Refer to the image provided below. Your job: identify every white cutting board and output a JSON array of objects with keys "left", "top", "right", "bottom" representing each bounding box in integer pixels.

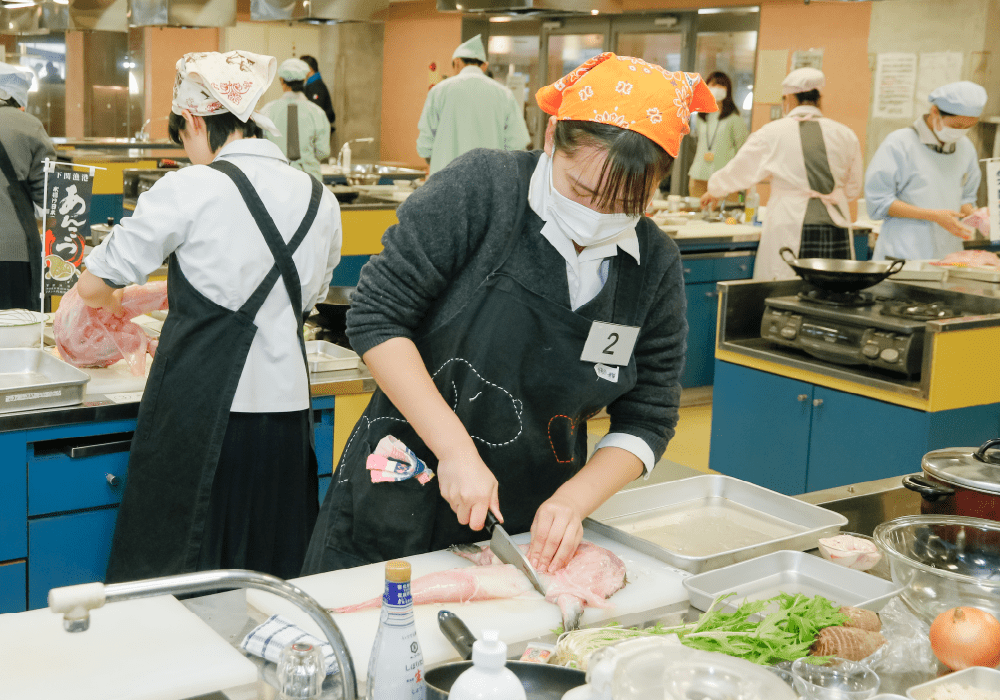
[
  {"left": 247, "top": 530, "right": 691, "bottom": 676},
  {"left": 0, "top": 595, "right": 258, "bottom": 700},
  {"left": 82, "top": 357, "right": 152, "bottom": 396}
]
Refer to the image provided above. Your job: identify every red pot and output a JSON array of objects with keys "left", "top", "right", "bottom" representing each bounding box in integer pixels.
[{"left": 903, "top": 438, "right": 1000, "bottom": 522}]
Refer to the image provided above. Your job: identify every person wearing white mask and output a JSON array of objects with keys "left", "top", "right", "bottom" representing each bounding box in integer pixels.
[
  {"left": 688, "top": 71, "right": 748, "bottom": 198},
  {"left": 702, "top": 67, "right": 863, "bottom": 281},
  {"left": 865, "top": 81, "right": 987, "bottom": 261},
  {"left": 302, "top": 53, "right": 715, "bottom": 576}
]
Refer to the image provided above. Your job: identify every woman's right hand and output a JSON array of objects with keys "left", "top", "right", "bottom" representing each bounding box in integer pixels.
[
  {"left": 436, "top": 443, "right": 502, "bottom": 532},
  {"left": 933, "top": 209, "right": 974, "bottom": 240}
]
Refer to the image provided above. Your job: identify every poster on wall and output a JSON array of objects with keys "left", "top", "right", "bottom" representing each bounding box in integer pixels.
[
  {"left": 915, "top": 52, "right": 964, "bottom": 116},
  {"left": 987, "top": 160, "right": 1000, "bottom": 243},
  {"left": 43, "top": 169, "right": 92, "bottom": 297},
  {"left": 872, "top": 53, "right": 917, "bottom": 119},
  {"left": 792, "top": 49, "right": 823, "bottom": 71}
]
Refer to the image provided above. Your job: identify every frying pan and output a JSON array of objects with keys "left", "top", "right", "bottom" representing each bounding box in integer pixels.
[
  {"left": 779, "top": 247, "right": 905, "bottom": 293},
  {"left": 425, "top": 610, "right": 585, "bottom": 700}
]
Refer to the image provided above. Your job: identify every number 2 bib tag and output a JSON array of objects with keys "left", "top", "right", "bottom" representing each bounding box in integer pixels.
[{"left": 581, "top": 321, "right": 639, "bottom": 367}]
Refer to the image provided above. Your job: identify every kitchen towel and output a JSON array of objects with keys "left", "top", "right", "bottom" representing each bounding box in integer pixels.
[{"left": 240, "top": 614, "right": 340, "bottom": 675}]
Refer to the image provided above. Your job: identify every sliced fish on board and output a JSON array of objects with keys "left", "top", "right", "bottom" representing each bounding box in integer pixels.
[{"left": 331, "top": 541, "right": 627, "bottom": 631}]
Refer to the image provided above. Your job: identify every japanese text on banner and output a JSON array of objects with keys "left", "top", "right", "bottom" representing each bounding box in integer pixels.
[{"left": 44, "top": 169, "right": 92, "bottom": 296}]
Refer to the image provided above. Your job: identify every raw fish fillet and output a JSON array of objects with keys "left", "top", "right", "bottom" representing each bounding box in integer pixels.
[
  {"left": 331, "top": 542, "right": 627, "bottom": 632},
  {"left": 54, "top": 282, "right": 168, "bottom": 376},
  {"left": 930, "top": 250, "right": 1000, "bottom": 268}
]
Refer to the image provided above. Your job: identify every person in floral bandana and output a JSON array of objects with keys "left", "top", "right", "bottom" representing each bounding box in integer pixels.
[
  {"left": 78, "top": 51, "right": 343, "bottom": 582},
  {"left": 302, "top": 54, "right": 716, "bottom": 577}
]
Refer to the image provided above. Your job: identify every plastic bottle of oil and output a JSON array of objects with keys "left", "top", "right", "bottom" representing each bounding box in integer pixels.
[{"left": 366, "top": 560, "right": 426, "bottom": 700}]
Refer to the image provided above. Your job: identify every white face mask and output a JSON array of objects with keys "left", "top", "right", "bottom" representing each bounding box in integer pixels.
[
  {"left": 709, "top": 86, "right": 727, "bottom": 103},
  {"left": 934, "top": 124, "right": 971, "bottom": 144},
  {"left": 541, "top": 153, "right": 641, "bottom": 248}
]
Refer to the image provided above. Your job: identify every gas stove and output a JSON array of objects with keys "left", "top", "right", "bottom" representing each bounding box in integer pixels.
[{"left": 760, "top": 292, "right": 970, "bottom": 376}]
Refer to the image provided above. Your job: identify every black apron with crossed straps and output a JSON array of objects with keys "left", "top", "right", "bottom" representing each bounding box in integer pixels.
[
  {"left": 302, "top": 156, "right": 649, "bottom": 573},
  {"left": 106, "top": 161, "right": 322, "bottom": 583},
  {"left": 0, "top": 134, "right": 42, "bottom": 310}
]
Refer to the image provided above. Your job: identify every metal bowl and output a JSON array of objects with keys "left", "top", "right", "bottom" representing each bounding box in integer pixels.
[{"left": 873, "top": 515, "right": 1000, "bottom": 623}]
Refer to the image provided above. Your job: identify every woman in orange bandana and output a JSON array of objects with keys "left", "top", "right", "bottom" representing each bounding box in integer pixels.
[{"left": 303, "top": 55, "right": 716, "bottom": 581}]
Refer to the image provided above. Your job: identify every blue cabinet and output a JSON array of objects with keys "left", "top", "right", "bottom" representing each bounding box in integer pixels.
[
  {"left": 680, "top": 254, "right": 754, "bottom": 388},
  {"left": 0, "top": 561, "right": 25, "bottom": 613},
  {"left": 28, "top": 508, "right": 118, "bottom": 610},
  {"left": 710, "top": 361, "right": 1000, "bottom": 495}
]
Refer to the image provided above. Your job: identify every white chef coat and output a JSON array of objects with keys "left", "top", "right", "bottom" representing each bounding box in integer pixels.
[
  {"left": 707, "top": 106, "right": 863, "bottom": 281},
  {"left": 84, "top": 139, "right": 342, "bottom": 413},
  {"left": 526, "top": 155, "right": 655, "bottom": 477}
]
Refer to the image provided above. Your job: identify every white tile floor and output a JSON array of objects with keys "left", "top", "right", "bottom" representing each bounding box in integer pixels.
[{"left": 587, "top": 387, "right": 715, "bottom": 489}]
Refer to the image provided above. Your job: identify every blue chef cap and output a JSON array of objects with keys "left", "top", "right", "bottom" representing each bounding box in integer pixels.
[
  {"left": 0, "top": 63, "right": 32, "bottom": 109},
  {"left": 928, "top": 81, "right": 988, "bottom": 118}
]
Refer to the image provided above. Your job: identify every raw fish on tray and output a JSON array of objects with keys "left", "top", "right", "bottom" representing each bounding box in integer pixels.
[
  {"left": 930, "top": 250, "right": 1000, "bottom": 268},
  {"left": 331, "top": 541, "right": 627, "bottom": 632}
]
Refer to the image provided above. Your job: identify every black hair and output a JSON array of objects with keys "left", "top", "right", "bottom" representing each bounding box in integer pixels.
[
  {"left": 553, "top": 120, "right": 674, "bottom": 217},
  {"left": 457, "top": 57, "right": 484, "bottom": 67},
  {"left": 700, "top": 71, "right": 739, "bottom": 121},
  {"left": 0, "top": 97, "right": 20, "bottom": 108},
  {"left": 168, "top": 110, "right": 262, "bottom": 152},
  {"left": 300, "top": 55, "right": 319, "bottom": 73},
  {"left": 794, "top": 89, "right": 821, "bottom": 105},
  {"left": 284, "top": 78, "right": 306, "bottom": 93}
]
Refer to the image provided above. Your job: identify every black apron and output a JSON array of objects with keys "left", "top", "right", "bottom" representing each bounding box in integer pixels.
[
  {"left": 106, "top": 160, "right": 322, "bottom": 583},
  {"left": 302, "top": 158, "right": 648, "bottom": 573},
  {"left": 0, "top": 134, "right": 42, "bottom": 310}
]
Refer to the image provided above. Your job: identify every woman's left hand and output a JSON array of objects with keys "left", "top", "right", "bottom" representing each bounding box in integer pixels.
[{"left": 527, "top": 494, "right": 584, "bottom": 574}]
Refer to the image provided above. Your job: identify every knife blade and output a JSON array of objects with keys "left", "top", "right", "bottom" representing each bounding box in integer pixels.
[{"left": 484, "top": 512, "right": 547, "bottom": 596}]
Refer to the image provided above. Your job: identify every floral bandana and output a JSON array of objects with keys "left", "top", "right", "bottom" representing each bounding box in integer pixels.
[
  {"left": 535, "top": 53, "right": 718, "bottom": 158},
  {"left": 171, "top": 50, "right": 280, "bottom": 135}
]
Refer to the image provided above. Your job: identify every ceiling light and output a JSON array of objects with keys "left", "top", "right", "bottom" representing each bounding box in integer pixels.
[
  {"left": 591, "top": 9, "right": 598, "bottom": 14},
  {"left": 743, "top": 91, "right": 753, "bottom": 111}
]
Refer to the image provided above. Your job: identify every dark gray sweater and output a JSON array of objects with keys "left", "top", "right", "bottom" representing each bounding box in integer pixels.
[{"left": 347, "top": 148, "right": 686, "bottom": 463}]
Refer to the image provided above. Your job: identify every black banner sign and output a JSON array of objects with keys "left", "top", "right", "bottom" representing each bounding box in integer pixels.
[{"left": 44, "top": 169, "right": 93, "bottom": 296}]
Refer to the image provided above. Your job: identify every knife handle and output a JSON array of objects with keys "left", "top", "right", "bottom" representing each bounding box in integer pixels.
[
  {"left": 484, "top": 511, "right": 499, "bottom": 531},
  {"left": 438, "top": 610, "right": 476, "bottom": 661}
]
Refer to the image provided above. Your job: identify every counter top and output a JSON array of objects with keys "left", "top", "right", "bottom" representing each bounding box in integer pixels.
[{"left": 0, "top": 365, "right": 375, "bottom": 435}]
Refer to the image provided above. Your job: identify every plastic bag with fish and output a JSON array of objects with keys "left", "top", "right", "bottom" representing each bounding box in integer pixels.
[
  {"left": 332, "top": 541, "right": 626, "bottom": 632},
  {"left": 54, "top": 282, "right": 168, "bottom": 376}
]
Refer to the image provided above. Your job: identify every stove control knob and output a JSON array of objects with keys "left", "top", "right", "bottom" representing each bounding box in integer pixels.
[
  {"left": 780, "top": 326, "right": 797, "bottom": 339},
  {"left": 862, "top": 343, "right": 880, "bottom": 359},
  {"left": 880, "top": 348, "right": 900, "bottom": 363}
]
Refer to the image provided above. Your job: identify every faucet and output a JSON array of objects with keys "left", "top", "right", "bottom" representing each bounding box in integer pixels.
[
  {"left": 336, "top": 137, "right": 375, "bottom": 170},
  {"left": 134, "top": 116, "right": 168, "bottom": 142},
  {"left": 48, "top": 569, "right": 358, "bottom": 700}
]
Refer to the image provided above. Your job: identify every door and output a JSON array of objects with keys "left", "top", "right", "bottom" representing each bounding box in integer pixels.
[
  {"left": 28, "top": 507, "right": 118, "bottom": 609},
  {"left": 681, "top": 281, "right": 717, "bottom": 388},
  {"left": 710, "top": 362, "right": 813, "bottom": 495}
]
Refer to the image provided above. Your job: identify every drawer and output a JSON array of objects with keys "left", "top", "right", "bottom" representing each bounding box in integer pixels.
[
  {"left": 28, "top": 432, "right": 131, "bottom": 516},
  {"left": 715, "top": 255, "right": 755, "bottom": 280},
  {"left": 0, "top": 560, "right": 26, "bottom": 613},
  {"left": 28, "top": 508, "right": 118, "bottom": 609},
  {"left": 680, "top": 257, "right": 717, "bottom": 283}
]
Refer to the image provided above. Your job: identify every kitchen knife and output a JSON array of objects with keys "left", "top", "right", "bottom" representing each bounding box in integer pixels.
[{"left": 484, "top": 512, "right": 547, "bottom": 596}]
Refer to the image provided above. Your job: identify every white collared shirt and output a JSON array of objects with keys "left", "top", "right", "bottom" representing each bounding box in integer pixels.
[
  {"left": 84, "top": 139, "right": 343, "bottom": 413},
  {"left": 527, "top": 155, "right": 655, "bottom": 476}
]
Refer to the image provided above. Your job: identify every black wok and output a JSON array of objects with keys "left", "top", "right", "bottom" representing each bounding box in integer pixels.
[
  {"left": 426, "top": 610, "right": 586, "bottom": 700},
  {"left": 779, "top": 247, "right": 905, "bottom": 293}
]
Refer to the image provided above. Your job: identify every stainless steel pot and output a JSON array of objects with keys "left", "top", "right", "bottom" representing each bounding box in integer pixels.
[
  {"left": 426, "top": 610, "right": 585, "bottom": 700},
  {"left": 779, "top": 247, "right": 904, "bottom": 293},
  {"left": 902, "top": 438, "right": 1000, "bottom": 522}
]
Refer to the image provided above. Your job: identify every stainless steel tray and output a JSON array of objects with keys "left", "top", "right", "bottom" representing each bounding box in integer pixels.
[
  {"left": 0, "top": 348, "right": 90, "bottom": 414},
  {"left": 586, "top": 475, "right": 848, "bottom": 573},
  {"left": 682, "top": 550, "right": 903, "bottom": 613},
  {"left": 305, "top": 340, "right": 360, "bottom": 372}
]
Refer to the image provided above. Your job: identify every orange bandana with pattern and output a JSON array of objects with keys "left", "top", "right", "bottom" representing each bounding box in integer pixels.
[{"left": 536, "top": 53, "right": 718, "bottom": 158}]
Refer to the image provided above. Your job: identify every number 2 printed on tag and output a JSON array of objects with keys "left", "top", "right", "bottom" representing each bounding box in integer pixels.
[{"left": 580, "top": 321, "right": 640, "bottom": 366}]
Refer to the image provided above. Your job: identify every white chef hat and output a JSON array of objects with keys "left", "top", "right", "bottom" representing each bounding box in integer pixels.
[
  {"left": 0, "top": 63, "right": 33, "bottom": 109},
  {"left": 452, "top": 34, "right": 487, "bottom": 63},
  {"left": 782, "top": 67, "right": 826, "bottom": 95},
  {"left": 171, "top": 50, "right": 279, "bottom": 135},
  {"left": 278, "top": 58, "right": 310, "bottom": 83},
  {"left": 929, "top": 81, "right": 988, "bottom": 118}
]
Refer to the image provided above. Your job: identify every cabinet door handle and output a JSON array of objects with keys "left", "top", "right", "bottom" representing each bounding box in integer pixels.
[
  {"left": 63, "top": 438, "right": 133, "bottom": 460},
  {"left": 797, "top": 394, "right": 809, "bottom": 402},
  {"left": 106, "top": 473, "right": 120, "bottom": 487},
  {"left": 813, "top": 399, "right": 824, "bottom": 407},
  {"left": 705, "top": 291, "right": 718, "bottom": 298}
]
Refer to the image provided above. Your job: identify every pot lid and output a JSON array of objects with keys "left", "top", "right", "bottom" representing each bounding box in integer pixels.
[{"left": 923, "top": 438, "right": 1000, "bottom": 496}]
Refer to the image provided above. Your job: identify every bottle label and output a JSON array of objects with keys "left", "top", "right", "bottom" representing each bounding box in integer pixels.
[{"left": 367, "top": 580, "right": 426, "bottom": 699}]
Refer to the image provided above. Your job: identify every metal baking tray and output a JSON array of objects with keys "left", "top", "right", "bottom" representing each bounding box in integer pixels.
[
  {"left": 305, "top": 340, "right": 360, "bottom": 373},
  {"left": 0, "top": 348, "right": 90, "bottom": 414},
  {"left": 682, "top": 550, "right": 903, "bottom": 613},
  {"left": 585, "top": 475, "right": 848, "bottom": 573}
]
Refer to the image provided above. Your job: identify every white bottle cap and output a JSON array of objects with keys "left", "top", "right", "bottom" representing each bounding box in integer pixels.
[{"left": 472, "top": 630, "right": 508, "bottom": 670}]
